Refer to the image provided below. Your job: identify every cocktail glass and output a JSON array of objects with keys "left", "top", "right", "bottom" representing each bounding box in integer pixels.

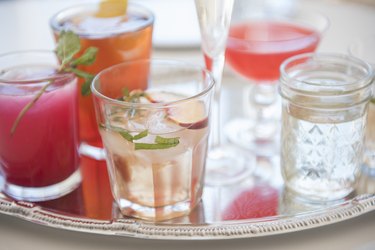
[
  {"left": 50, "top": 3, "right": 154, "bottom": 215},
  {"left": 0, "top": 51, "right": 81, "bottom": 201},
  {"left": 50, "top": 3, "right": 154, "bottom": 159},
  {"left": 225, "top": 2, "right": 329, "bottom": 156},
  {"left": 348, "top": 36, "right": 375, "bottom": 173},
  {"left": 92, "top": 59, "right": 215, "bottom": 221},
  {"left": 195, "top": 0, "right": 255, "bottom": 186}
]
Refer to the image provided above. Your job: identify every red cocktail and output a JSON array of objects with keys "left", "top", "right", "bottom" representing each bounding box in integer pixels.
[
  {"left": 0, "top": 51, "right": 81, "bottom": 201},
  {"left": 226, "top": 21, "right": 320, "bottom": 81},
  {"left": 225, "top": 5, "right": 328, "bottom": 156}
]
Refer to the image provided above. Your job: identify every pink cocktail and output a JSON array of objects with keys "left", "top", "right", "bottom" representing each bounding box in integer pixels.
[
  {"left": 0, "top": 51, "right": 81, "bottom": 201},
  {"left": 226, "top": 21, "right": 321, "bottom": 81},
  {"left": 225, "top": 5, "right": 328, "bottom": 156}
]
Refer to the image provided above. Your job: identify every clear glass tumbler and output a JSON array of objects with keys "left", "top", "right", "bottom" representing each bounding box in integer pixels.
[
  {"left": 0, "top": 51, "right": 81, "bottom": 201},
  {"left": 279, "top": 53, "right": 373, "bottom": 202},
  {"left": 92, "top": 59, "right": 214, "bottom": 221}
]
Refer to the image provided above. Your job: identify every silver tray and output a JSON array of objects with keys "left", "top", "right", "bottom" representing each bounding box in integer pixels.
[{"left": 0, "top": 154, "right": 375, "bottom": 240}]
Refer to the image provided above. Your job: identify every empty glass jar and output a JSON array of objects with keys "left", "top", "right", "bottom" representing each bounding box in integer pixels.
[{"left": 279, "top": 53, "right": 373, "bottom": 202}]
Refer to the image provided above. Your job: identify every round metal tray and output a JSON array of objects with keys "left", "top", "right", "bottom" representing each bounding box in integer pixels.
[{"left": 1, "top": 155, "right": 374, "bottom": 240}]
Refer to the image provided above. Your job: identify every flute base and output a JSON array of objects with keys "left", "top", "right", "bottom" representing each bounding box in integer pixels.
[
  {"left": 224, "top": 118, "right": 280, "bottom": 157},
  {"left": 204, "top": 144, "right": 255, "bottom": 186}
]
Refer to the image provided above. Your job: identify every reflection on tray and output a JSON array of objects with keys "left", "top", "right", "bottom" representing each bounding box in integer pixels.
[{"left": 5, "top": 156, "right": 375, "bottom": 225}]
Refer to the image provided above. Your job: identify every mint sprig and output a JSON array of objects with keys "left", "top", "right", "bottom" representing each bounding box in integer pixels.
[
  {"left": 10, "top": 31, "right": 98, "bottom": 136},
  {"left": 56, "top": 31, "right": 98, "bottom": 96},
  {"left": 115, "top": 127, "right": 180, "bottom": 150}
]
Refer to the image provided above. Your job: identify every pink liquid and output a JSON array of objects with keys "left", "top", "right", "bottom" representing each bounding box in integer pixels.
[
  {"left": 0, "top": 67, "right": 80, "bottom": 187},
  {"left": 226, "top": 21, "right": 321, "bottom": 82}
]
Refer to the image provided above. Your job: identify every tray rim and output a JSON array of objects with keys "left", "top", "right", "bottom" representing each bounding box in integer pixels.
[{"left": 0, "top": 193, "right": 374, "bottom": 240}]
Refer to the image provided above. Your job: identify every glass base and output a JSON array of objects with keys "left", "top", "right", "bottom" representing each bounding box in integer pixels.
[
  {"left": 224, "top": 118, "right": 280, "bottom": 157},
  {"left": 284, "top": 179, "right": 355, "bottom": 203},
  {"left": 79, "top": 143, "right": 106, "bottom": 161},
  {"left": 116, "top": 198, "right": 199, "bottom": 222},
  {"left": 2, "top": 169, "right": 82, "bottom": 202},
  {"left": 204, "top": 144, "right": 255, "bottom": 186}
]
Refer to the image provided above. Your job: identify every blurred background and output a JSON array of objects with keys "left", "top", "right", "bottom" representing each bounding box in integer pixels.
[{"left": 0, "top": 0, "right": 374, "bottom": 55}]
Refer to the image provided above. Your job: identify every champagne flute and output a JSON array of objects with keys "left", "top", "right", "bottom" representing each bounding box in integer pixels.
[{"left": 195, "top": 0, "right": 255, "bottom": 186}]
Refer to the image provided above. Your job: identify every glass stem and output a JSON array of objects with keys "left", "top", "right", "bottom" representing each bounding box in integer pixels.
[
  {"left": 250, "top": 83, "right": 279, "bottom": 140},
  {"left": 209, "top": 53, "right": 225, "bottom": 148},
  {"left": 194, "top": 0, "right": 234, "bottom": 149}
]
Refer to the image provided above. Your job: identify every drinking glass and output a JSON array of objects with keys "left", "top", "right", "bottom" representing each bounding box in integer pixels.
[
  {"left": 92, "top": 59, "right": 214, "bottom": 221},
  {"left": 280, "top": 53, "right": 373, "bottom": 202},
  {"left": 50, "top": 3, "right": 153, "bottom": 214},
  {"left": 195, "top": 0, "right": 255, "bottom": 186},
  {"left": 0, "top": 51, "right": 81, "bottom": 201},
  {"left": 349, "top": 36, "right": 375, "bottom": 173},
  {"left": 50, "top": 3, "right": 154, "bottom": 159},
  {"left": 225, "top": 2, "right": 329, "bottom": 156}
]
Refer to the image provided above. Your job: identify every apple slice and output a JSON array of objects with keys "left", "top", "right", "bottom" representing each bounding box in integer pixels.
[
  {"left": 147, "top": 91, "right": 208, "bottom": 130},
  {"left": 168, "top": 100, "right": 208, "bottom": 130}
]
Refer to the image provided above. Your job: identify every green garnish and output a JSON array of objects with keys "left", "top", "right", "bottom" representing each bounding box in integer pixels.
[
  {"left": 134, "top": 142, "right": 179, "bottom": 150},
  {"left": 119, "top": 130, "right": 134, "bottom": 142},
  {"left": 111, "top": 89, "right": 180, "bottom": 150},
  {"left": 155, "top": 136, "right": 179, "bottom": 145},
  {"left": 10, "top": 80, "right": 53, "bottom": 135},
  {"left": 121, "top": 87, "right": 148, "bottom": 103},
  {"left": 115, "top": 128, "right": 180, "bottom": 150},
  {"left": 135, "top": 135, "right": 180, "bottom": 150},
  {"left": 133, "top": 130, "right": 149, "bottom": 140},
  {"left": 119, "top": 129, "right": 149, "bottom": 142},
  {"left": 56, "top": 31, "right": 98, "bottom": 96},
  {"left": 10, "top": 31, "right": 98, "bottom": 136},
  {"left": 371, "top": 98, "right": 375, "bottom": 104}
]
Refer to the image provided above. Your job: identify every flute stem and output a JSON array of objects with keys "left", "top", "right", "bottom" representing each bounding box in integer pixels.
[{"left": 208, "top": 53, "right": 225, "bottom": 148}]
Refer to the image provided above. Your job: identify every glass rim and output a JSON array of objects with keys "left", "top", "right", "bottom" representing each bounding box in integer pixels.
[
  {"left": 91, "top": 59, "right": 215, "bottom": 109},
  {"left": 0, "top": 50, "right": 75, "bottom": 86},
  {"left": 280, "top": 52, "right": 374, "bottom": 90},
  {"left": 50, "top": 3, "right": 155, "bottom": 38},
  {"left": 228, "top": 9, "right": 329, "bottom": 44}
]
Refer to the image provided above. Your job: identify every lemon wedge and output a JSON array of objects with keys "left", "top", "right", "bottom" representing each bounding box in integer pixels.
[{"left": 96, "top": 0, "right": 128, "bottom": 18}]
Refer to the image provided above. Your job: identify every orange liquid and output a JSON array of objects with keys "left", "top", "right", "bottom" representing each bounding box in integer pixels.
[
  {"left": 80, "top": 155, "right": 113, "bottom": 220},
  {"left": 77, "top": 26, "right": 153, "bottom": 146}
]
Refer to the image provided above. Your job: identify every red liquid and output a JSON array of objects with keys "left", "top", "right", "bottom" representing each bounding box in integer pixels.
[
  {"left": 0, "top": 70, "right": 80, "bottom": 187},
  {"left": 226, "top": 21, "right": 321, "bottom": 82}
]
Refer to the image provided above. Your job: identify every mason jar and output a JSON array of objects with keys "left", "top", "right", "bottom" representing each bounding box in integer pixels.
[{"left": 279, "top": 53, "right": 373, "bottom": 202}]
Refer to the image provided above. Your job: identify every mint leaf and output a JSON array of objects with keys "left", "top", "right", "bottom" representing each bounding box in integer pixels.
[
  {"left": 70, "top": 68, "right": 94, "bottom": 96},
  {"left": 135, "top": 135, "right": 179, "bottom": 150},
  {"left": 155, "top": 136, "right": 180, "bottom": 145},
  {"left": 122, "top": 87, "right": 130, "bottom": 99},
  {"left": 71, "top": 47, "right": 98, "bottom": 67},
  {"left": 133, "top": 130, "right": 148, "bottom": 140},
  {"left": 134, "top": 142, "right": 179, "bottom": 150},
  {"left": 56, "top": 31, "right": 81, "bottom": 68},
  {"left": 81, "top": 78, "right": 93, "bottom": 96},
  {"left": 116, "top": 128, "right": 179, "bottom": 150},
  {"left": 11, "top": 31, "right": 98, "bottom": 135},
  {"left": 119, "top": 130, "right": 133, "bottom": 142}
]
